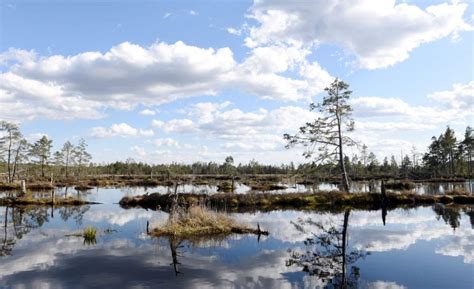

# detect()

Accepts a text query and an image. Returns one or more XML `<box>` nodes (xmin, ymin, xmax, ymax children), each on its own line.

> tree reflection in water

<box><xmin>168</xmin><ymin>236</ymin><xmax>188</xmax><ymax>276</ymax></box>
<box><xmin>464</xmin><ymin>207</ymin><xmax>474</xmax><ymax>228</ymax></box>
<box><xmin>433</xmin><ymin>204</ymin><xmax>474</xmax><ymax>229</ymax></box>
<box><xmin>0</xmin><ymin>205</ymin><xmax>90</xmax><ymax>256</ymax></box>
<box><xmin>286</xmin><ymin>209</ymin><xmax>367</xmax><ymax>288</ymax></box>
<box><xmin>433</xmin><ymin>204</ymin><xmax>462</xmax><ymax>229</ymax></box>
<box><xmin>2</xmin><ymin>207</ymin><xmax>15</xmax><ymax>256</ymax></box>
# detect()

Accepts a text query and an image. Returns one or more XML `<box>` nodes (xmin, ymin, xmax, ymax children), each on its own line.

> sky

<box><xmin>0</xmin><ymin>0</ymin><xmax>473</xmax><ymax>165</ymax></box>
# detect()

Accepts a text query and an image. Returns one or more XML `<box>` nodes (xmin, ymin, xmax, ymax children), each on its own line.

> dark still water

<box><xmin>1</xmin><ymin>187</ymin><xmax>473</xmax><ymax>289</ymax></box>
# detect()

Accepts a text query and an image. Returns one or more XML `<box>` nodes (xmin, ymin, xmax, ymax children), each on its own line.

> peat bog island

<box><xmin>1</xmin><ymin>1</ymin><xmax>473</xmax><ymax>288</ymax></box>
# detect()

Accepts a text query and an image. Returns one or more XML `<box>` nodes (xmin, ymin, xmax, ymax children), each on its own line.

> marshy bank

<box><xmin>0</xmin><ymin>194</ymin><xmax>99</xmax><ymax>206</ymax></box>
<box><xmin>119</xmin><ymin>190</ymin><xmax>474</xmax><ymax>212</ymax></box>
<box><xmin>0</xmin><ymin>182</ymin><xmax>54</xmax><ymax>191</ymax></box>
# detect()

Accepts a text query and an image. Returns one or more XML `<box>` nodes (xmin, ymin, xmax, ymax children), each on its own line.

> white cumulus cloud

<box><xmin>0</xmin><ymin>41</ymin><xmax>333</xmax><ymax>121</ymax></box>
<box><xmin>246</xmin><ymin>0</ymin><xmax>472</xmax><ymax>69</ymax></box>
<box><xmin>91</xmin><ymin>123</ymin><xmax>154</xmax><ymax>138</ymax></box>
<box><xmin>428</xmin><ymin>80</ymin><xmax>474</xmax><ymax>109</ymax></box>
<box><xmin>139</xmin><ymin>109</ymin><xmax>156</xmax><ymax>116</ymax></box>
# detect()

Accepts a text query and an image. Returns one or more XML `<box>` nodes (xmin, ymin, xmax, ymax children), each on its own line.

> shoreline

<box><xmin>0</xmin><ymin>196</ymin><xmax>100</xmax><ymax>206</ymax></box>
<box><xmin>119</xmin><ymin>191</ymin><xmax>474</xmax><ymax>212</ymax></box>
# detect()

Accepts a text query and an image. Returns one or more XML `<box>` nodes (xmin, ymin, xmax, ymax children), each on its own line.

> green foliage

<box><xmin>423</xmin><ymin>126</ymin><xmax>469</xmax><ymax>177</ymax></box>
<box><xmin>223</xmin><ymin>155</ymin><xmax>236</xmax><ymax>175</ymax></box>
<box><xmin>284</xmin><ymin>79</ymin><xmax>356</xmax><ymax>162</ymax></box>
<box><xmin>74</xmin><ymin>138</ymin><xmax>92</xmax><ymax>177</ymax></box>
<box><xmin>0</xmin><ymin>121</ymin><xmax>29</xmax><ymax>182</ymax></box>
<box><xmin>30</xmin><ymin>136</ymin><xmax>53</xmax><ymax>177</ymax></box>
<box><xmin>400</xmin><ymin>155</ymin><xmax>412</xmax><ymax>177</ymax></box>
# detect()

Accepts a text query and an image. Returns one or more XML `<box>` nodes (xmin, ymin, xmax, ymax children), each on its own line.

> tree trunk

<box><xmin>333</xmin><ymin>85</ymin><xmax>350</xmax><ymax>192</ymax></box>
<box><xmin>20</xmin><ymin>180</ymin><xmax>26</xmax><ymax>197</ymax></box>
<box><xmin>337</xmin><ymin>114</ymin><xmax>350</xmax><ymax>192</ymax></box>
<box><xmin>65</xmin><ymin>155</ymin><xmax>69</xmax><ymax>179</ymax></box>
<box><xmin>12</xmin><ymin>143</ymin><xmax>22</xmax><ymax>182</ymax></box>
<box><xmin>450</xmin><ymin>154</ymin><xmax>453</xmax><ymax>176</ymax></box>
<box><xmin>7</xmin><ymin>132</ymin><xmax>12</xmax><ymax>183</ymax></box>
<box><xmin>468</xmin><ymin>148</ymin><xmax>472</xmax><ymax>179</ymax></box>
<box><xmin>41</xmin><ymin>159</ymin><xmax>45</xmax><ymax>178</ymax></box>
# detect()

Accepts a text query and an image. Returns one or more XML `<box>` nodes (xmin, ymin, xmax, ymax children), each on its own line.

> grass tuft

<box><xmin>151</xmin><ymin>205</ymin><xmax>264</xmax><ymax>238</ymax></box>
<box><xmin>83</xmin><ymin>226</ymin><xmax>97</xmax><ymax>244</ymax></box>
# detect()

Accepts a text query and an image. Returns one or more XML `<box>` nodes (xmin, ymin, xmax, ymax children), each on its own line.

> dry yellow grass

<box><xmin>151</xmin><ymin>205</ymin><xmax>261</xmax><ymax>238</ymax></box>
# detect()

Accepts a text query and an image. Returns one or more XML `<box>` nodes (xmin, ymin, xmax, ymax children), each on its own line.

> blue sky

<box><xmin>0</xmin><ymin>0</ymin><xmax>473</xmax><ymax>164</ymax></box>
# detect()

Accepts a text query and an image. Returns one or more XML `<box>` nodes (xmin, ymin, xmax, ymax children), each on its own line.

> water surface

<box><xmin>0</xmin><ymin>187</ymin><xmax>472</xmax><ymax>289</ymax></box>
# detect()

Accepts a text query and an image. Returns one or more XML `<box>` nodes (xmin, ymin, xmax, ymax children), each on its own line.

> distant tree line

<box><xmin>0</xmin><ymin>120</ymin><xmax>472</xmax><ymax>182</ymax></box>
<box><xmin>91</xmin><ymin>158</ymin><xmax>295</xmax><ymax>177</ymax></box>
<box><xmin>422</xmin><ymin>126</ymin><xmax>472</xmax><ymax>178</ymax></box>
<box><xmin>0</xmin><ymin>121</ymin><xmax>91</xmax><ymax>182</ymax></box>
